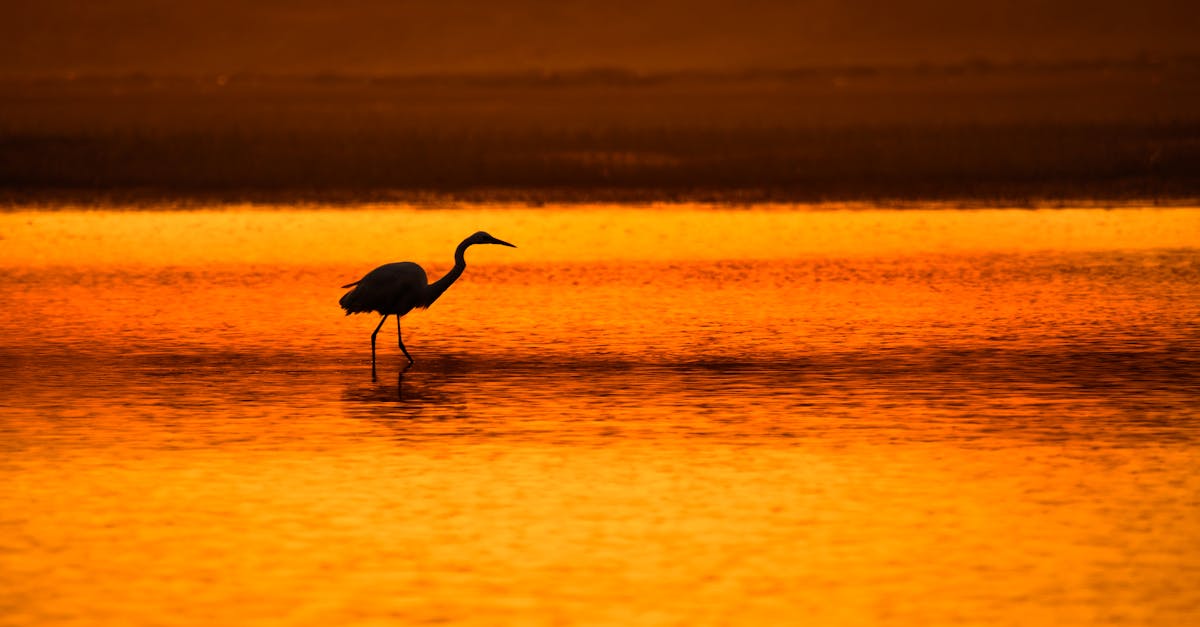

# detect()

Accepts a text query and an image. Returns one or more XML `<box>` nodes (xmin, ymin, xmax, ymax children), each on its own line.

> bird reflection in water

<box><xmin>343</xmin><ymin>365</ymin><xmax>460</xmax><ymax>413</ymax></box>
<box><xmin>338</xmin><ymin>231</ymin><xmax>516</xmax><ymax>379</ymax></box>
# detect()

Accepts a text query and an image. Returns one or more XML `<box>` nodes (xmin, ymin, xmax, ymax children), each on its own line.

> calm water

<box><xmin>2</xmin><ymin>206</ymin><xmax>1199</xmax><ymax>626</ymax></box>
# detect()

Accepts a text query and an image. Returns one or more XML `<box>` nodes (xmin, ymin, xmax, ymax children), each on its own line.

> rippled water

<box><xmin>2</xmin><ymin>206</ymin><xmax>1199</xmax><ymax>625</ymax></box>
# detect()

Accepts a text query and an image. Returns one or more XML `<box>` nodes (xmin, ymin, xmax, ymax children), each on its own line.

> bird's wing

<box><xmin>343</xmin><ymin>262</ymin><xmax>429</xmax><ymax>314</ymax></box>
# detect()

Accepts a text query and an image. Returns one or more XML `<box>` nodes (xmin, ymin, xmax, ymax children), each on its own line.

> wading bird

<box><xmin>339</xmin><ymin>231</ymin><xmax>516</xmax><ymax>375</ymax></box>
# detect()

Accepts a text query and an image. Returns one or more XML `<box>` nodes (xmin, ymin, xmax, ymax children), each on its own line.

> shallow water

<box><xmin>2</xmin><ymin>206</ymin><xmax>1199</xmax><ymax>625</ymax></box>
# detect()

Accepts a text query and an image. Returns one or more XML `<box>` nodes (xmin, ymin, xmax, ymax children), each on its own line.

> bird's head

<box><xmin>467</xmin><ymin>231</ymin><xmax>517</xmax><ymax>248</ymax></box>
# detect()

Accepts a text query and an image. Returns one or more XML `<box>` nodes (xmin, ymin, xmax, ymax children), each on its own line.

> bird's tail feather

<box><xmin>339</xmin><ymin>285</ymin><xmax>361</xmax><ymax>315</ymax></box>
<box><xmin>340</xmin><ymin>281</ymin><xmax>360</xmax><ymax>288</ymax></box>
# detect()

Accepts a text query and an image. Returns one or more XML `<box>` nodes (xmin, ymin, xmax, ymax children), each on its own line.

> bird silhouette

<box><xmin>340</xmin><ymin>231</ymin><xmax>516</xmax><ymax>375</ymax></box>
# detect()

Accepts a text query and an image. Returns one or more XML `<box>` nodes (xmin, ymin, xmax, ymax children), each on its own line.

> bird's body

<box><xmin>339</xmin><ymin>261</ymin><xmax>431</xmax><ymax>318</ymax></box>
<box><xmin>340</xmin><ymin>231</ymin><xmax>515</xmax><ymax>375</ymax></box>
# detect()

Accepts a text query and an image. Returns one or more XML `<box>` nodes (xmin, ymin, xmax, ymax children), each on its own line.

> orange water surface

<box><xmin>1</xmin><ymin>205</ymin><xmax>1198</xmax><ymax>626</ymax></box>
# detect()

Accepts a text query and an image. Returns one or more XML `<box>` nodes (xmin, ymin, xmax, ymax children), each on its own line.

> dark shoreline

<box><xmin>2</xmin><ymin>186</ymin><xmax>1198</xmax><ymax>210</ymax></box>
<box><xmin>4</xmin><ymin>63</ymin><xmax>1198</xmax><ymax>208</ymax></box>
<box><xmin>5</xmin><ymin>121</ymin><xmax>1199</xmax><ymax>207</ymax></box>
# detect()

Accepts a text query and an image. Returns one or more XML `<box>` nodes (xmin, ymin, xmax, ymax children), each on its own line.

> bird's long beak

<box><xmin>492</xmin><ymin>237</ymin><xmax>516</xmax><ymax>248</ymax></box>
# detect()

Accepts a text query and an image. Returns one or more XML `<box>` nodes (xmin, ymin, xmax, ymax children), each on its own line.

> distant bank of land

<box><xmin>3</xmin><ymin>60</ymin><xmax>1199</xmax><ymax>205</ymax></box>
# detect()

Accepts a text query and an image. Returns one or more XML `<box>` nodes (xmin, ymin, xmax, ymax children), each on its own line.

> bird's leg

<box><xmin>371</xmin><ymin>314</ymin><xmax>390</xmax><ymax>379</ymax></box>
<box><xmin>397</xmin><ymin>316</ymin><xmax>415</xmax><ymax>365</ymax></box>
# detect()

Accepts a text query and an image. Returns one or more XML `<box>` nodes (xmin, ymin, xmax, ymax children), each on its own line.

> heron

<box><xmin>339</xmin><ymin>231</ymin><xmax>516</xmax><ymax>375</ymax></box>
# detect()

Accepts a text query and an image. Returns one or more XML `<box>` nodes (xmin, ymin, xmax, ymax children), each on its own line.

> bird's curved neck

<box><xmin>425</xmin><ymin>239</ymin><xmax>471</xmax><ymax>307</ymax></box>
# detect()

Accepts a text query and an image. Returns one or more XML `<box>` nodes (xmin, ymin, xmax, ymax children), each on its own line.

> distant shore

<box><xmin>4</xmin><ymin>62</ymin><xmax>1198</xmax><ymax>206</ymax></box>
<box><xmin>3</xmin><ymin>187</ymin><xmax>1199</xmax><ymax>210</ymax></box>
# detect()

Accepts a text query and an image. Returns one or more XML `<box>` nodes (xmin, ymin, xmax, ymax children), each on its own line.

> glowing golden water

<box><xmin>1</xmin><ymin>206</ymin><xmax>1198</xmax><ymax>625</ymax></box>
